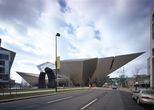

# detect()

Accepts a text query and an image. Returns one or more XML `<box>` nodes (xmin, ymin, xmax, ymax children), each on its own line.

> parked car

<box><xmin>112</xmin><ymin>85</ymin><xmax>118</xmax><ymax>89</ymax></box>
<box><xmin>132</xmin><ymin>89</ymin><xmax>154</xmax><ymax>105</ymax></box>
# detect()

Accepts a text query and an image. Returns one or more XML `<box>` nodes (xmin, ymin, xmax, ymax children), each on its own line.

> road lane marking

<box><xmin>80</xmin><ymin>98</ymin><xmax>97</xmax><ymax>110</ymax></box>
<box><xmin>47</xmin><ymin>96</ymin><xmax>72</xmax><ymax>104</ymax></box>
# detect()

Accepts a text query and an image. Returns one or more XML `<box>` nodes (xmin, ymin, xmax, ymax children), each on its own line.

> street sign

<box><xmin>56</xmin><ymin>56</ymin><xmax>60</xmax><ymax>69</ymax></box>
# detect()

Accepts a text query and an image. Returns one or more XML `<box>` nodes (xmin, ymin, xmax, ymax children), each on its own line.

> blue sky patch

<box><xmin>0</xmin><ymin>28</ymin><xmax>7</xmax><ymax>36</ymax></box>
<box><xmin>58</xmin><ymin>0</ymin><xmax>67</xmax><ymax>9</ymax></box>
<box><xmin>67</xmin><ymin>24</ymin><xmax>75</xmax><ymax>34</ymax></box>
<box><xmin>58</xmin><ymin>0</ymin><xmax>70</xmax><ymax>13</ymax></box>
<box><xmin>94</xmin><ymin>30</ymin><xmax>101</xmax><ymax>40</ymax></box>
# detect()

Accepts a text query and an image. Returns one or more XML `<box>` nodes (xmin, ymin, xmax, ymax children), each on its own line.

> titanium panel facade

<box><xmin>82</xmin><ymin>58</ymin><xmax>98</xmax><ymax>85</ymax></box>
<box><xmin>17</xmin><ymin>72</ymin><xmax>38</xmax><ymax>86</ymax></box>
<box><xmin>110</xmin><ymin>52</ymin><xmax>144</xmax><ymax>73</ymax></box>
<box><xmin>60</xmin><ymin>59</ymin><xmax>84</xmax><ymax>86</ymax></box>
<box><xmin>92</xmin><ymin>57</ymin><xmax>114</xmax><ymax>82</ymax></box>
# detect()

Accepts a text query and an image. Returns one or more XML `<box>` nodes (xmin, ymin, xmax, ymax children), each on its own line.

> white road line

<box><xmin>47</xmin><ymin>96</ymin><xmax>72</xmax><ymax>104</ymax></box>
<box><xmin>80</xmin><ymin>98</ymin><xmax>97</xmax><ymax>110</ymax></box>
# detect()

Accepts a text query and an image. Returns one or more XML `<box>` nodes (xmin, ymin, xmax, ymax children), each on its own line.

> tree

<box><xmin>119</xmin><ymin>74</ymin><xmax>128</xmax><ymax>87</ymax></box>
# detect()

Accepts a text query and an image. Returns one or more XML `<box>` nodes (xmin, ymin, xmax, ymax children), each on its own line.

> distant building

<box><xmin>148</xmin><ymin>6</ymin><xmax>154</xmax><ymax>89</ymax></box>
<box><xmin>0</xmin><ymin>39</ymin><xmax>16</xmax><ymax>87</ymax></box>
<box><xmin>134</xmin><ymin>74</ymin><xmax>150</xmax><ymax>85</ymax></box>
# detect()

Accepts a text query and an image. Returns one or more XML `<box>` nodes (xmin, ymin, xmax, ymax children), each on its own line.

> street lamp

<box><xmin>55</xmin><ymin>33</ymin><xmax>60</xmax><ymax>92</ymax></box>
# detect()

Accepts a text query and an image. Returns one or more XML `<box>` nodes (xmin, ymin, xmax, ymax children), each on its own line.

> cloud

<box><xmin>0</xmin><ymin>0</ymin><xmax>42</xmax><ymax>25</ymax></box>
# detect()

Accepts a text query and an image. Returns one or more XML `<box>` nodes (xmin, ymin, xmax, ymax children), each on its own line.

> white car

<box><xmin>132</xmin><ymin>89</ymin><xmax>154</xmax><ymax>105</ymax></box>
<box><xmin>112</xmin><ymin>85</ymin><xmax>118</xmax><ymax>89</ymax></box>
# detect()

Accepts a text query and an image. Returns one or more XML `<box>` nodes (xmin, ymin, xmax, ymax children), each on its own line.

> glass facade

<box><xmin>0</xmin><ymin>53</ymin><xmax>9</xmax><ymax>79</ymax></box>
<box><xmin>0</xmin><ymin>54</ymin><xmax>9</xmax><ymax>60</ymax></box>
<box><xmin>0</xmin><ymin>39</ymin><xmax>16</xmax><ymax>86</ymax></box>
<box><xmin>152</xmin><ymin>48</ymin><xmax>154</xmax><ymax>55</ymax></box>
<box><xmin>0</xmin><ymin>54</ymin><xmax>8</xmax><ymax>75</ymax></box>
<box><xmin>152</xmin><ymin>13</ymin><xmax>154</xmax><ymax>39</ymax></box>
<box><xmin>0</xmin><ymin>67</ymin><xmax>5</xmax><ymax>73</ymax></box>
<box><xmin>0</xmin><ymin>74</ymin><xmax>9</xmax><ymax>80</ymax></box>
<box><xmin>0</xmin><ymin>60</ymin><xmax>5</xmax><ymax>66</ymax></box>
<box><xmin>152</xmin><ymin>23</ymin><xmax>154</xmax><ymax>39</ymax></box>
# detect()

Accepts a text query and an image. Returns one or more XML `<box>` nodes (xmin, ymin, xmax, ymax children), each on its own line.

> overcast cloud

<box><xmin>0</xmin><ymin>0</ymin><xmax>153</xmax><ymax>83</ymax></box>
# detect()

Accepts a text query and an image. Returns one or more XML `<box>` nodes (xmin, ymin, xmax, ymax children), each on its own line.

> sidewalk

<box><xmin>0</xmin><ymin>89</ymin><xmax>55</xmax><ymax>96</ymax></box>
<box><xmin>0</xmin><ymin>87</ymin><xmax>89</xmax><ymax>103</ymax></box>
<box><xmin>119</xmin><ymin>88</ymin><xmax>131</xmax><ymax>93</ymax></box>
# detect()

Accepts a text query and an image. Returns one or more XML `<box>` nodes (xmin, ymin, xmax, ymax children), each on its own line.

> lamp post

<box><xmin>55</xmin><ymin>33</ymin><xmax>60</xmax><ymax>92</ymax></box>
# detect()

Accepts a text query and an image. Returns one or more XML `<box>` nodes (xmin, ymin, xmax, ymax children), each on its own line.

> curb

<box><xmin>0</xmin><ymin>93</ymin><xmax>57</xmax><ymax>103</ymax></box>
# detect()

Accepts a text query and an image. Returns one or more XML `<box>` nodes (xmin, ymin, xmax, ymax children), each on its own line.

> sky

<box><xmin>0</xmin><ymin>0</ymin><xmax>153</xmax><ymax>83</ymax></box>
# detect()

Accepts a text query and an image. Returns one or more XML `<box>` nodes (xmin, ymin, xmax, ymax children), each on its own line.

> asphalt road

<box><xmin>0</xmin><ymin>88</ymin><xmax>154</xmax><ymax>110</ymax></box>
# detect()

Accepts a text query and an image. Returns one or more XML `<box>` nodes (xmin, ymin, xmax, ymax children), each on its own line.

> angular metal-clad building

<box><xmin>17</xmin><ymin>52</ymin><xmax>144</xmax><ymax>87</ymax></box>
<box><xmin>60</xmin><ymin>52</ymin><xmax>144</xmax><ymax>86</ymax></box>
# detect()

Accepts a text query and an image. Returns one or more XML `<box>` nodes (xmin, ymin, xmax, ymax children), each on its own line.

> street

<box><xmin>0</xmin><ymin>88</ymin><xmax>153</xmax><ymax>110</ymax></box>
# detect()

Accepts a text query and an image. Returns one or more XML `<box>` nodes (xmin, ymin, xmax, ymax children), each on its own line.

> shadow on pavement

<box><xmin>141</xmin><ymin>104</ymin><xmax>154</xmax><ymax>110</ymax></box>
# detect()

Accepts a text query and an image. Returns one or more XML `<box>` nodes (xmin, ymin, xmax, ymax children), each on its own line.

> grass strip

<box><xmin>0</xmin><ymin>87</ymin><xmax>88</xmax><ymax>100</ymax></box>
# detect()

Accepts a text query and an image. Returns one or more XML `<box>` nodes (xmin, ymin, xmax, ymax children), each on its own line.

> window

<box><xmin>142</xmin><ymin>90</ymin><xmax>154</xmax><ymax>94</ymax></box>
<box><xmin>153</xmin><ymin>48</ymin><xmax>154</xmax><ymax>55</ymax></box>
<box><xmin>0</xmin><ymin>61</ymin><xmax>5</xmax><ymax>66</ymax></box>
<box><xmin>152</xmin><ymin>23</ymin><xmax>154</xmax><ymax>39</ymax></box>
<box><xmin>2</xmin><ymin>75</ymin><xmax>9</xmax><ymax>80</ymax></box>
<box><xmin>0</xmin><ymin>67</ymin><xmax>5</xmax><ymax>73</ymax></box>
<box><xmin>152</xmin><ymin>48</ymin><xmax>154</xmax><ymax>55</ymax></box>
<box><xmin>153</xmin><ymin>32</ymin><xmax>154</xmax><ymax>40</ymax></box>
<box><xmin>0</xmin><ymin>54</ymin><xmax>9</xmax><ymax>60</ymax></box>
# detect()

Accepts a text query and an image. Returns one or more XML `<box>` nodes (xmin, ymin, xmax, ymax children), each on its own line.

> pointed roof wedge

<box><xmin>109</xmin><ymin>52</ymin><xmax>145</xmax><ymax>73</ymax></box>
<box><xmin>92</xmin><ymin>52</ymin><xmax>144</xmax><ymax>81</ymax></box>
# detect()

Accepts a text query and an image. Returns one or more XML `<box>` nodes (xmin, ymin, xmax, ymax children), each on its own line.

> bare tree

<box><xmin>133</xmin><ymin>67</ymin><xmax>142</xmax><ymax>83</ymax></box>
<box><xmin>119</xmin><ymin>74</ymin><xmax>128</xmax><ymax>87</ymax></box>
